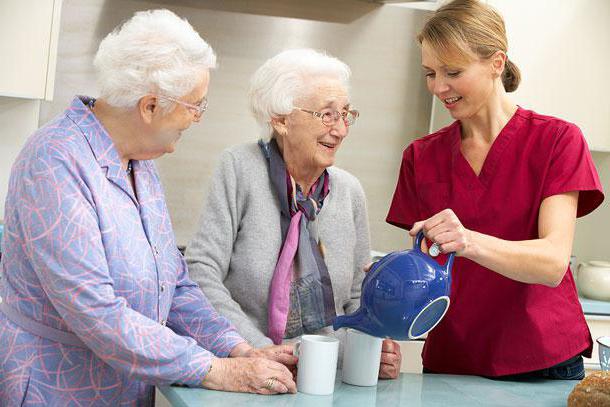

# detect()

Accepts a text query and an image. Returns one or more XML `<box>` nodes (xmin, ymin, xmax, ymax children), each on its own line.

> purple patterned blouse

<box><xmin>0</xmin><ymin>96</ymin><xmax>245</xmax><ymax>406</ymax></box>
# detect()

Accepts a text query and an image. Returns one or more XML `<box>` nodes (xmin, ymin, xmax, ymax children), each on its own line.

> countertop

<box><xmin>579</xmin><ymin>296</ymin><xmax>610</xmax><ymax>316</ymax></box>
<box><xmin>158</xmin><ymin>372</ymin><xmax>577</xmax><ymax>407</ymax></box>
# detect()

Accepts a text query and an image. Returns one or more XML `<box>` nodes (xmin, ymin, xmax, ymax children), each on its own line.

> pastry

<box><xmin>568</xmin><ymin>371</ymin><xmax>610</xmax><ymax>406</ymax></box>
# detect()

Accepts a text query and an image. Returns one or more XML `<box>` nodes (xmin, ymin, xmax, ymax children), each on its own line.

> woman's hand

<box><xmin>242</xmin><ymin>344</ymin><xmax>298</xmax><ymax>370</ymax></box>
<box><xmin>230</xmin><ymin>343</ymin><xmax>298</xmax><ymax>378</ymax></box>
<box><xmin>409</xmin><ymin>209</ymin><xmax>474</xmax><ymax>257</ymax></box>
<box><xmin>201</xmin><ymin>357</ymin><xmax>297</xmax><ymax>394</ymax></box>
<box><xmin>379</xmin><ymin>339</ymin><xmax>402</xmax><ymax>379</ymax></box>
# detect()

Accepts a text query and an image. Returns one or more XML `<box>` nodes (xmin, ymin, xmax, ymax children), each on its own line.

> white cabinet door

<box><xmin>0</xmin><ymin>0</ymin><xmax>62</xmax><ymax>100</ymax></box>
<box><xmin>487</xmin><ymin>0</ymin><xmax>610</xmax><ymax>152</ymax></box>
<box><xmin>584</xmin><ymin>315</ymin><xmax>610</xmax><ymax>372</ymax></box>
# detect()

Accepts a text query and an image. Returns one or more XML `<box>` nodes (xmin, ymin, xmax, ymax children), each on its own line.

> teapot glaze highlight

<box><xmin>333</xmin><ymin>232</ymin><xmax>454</xmax><ymax>340</ymax></box>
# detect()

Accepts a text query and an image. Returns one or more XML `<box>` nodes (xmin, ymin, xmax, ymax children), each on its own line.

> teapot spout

<box><xmin>333</xmin><ymin>309</ymin><xmax>380</xmax><ymax>337</ymax></box>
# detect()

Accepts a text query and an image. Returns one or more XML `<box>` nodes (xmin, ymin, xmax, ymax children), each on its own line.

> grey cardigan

<box><xmin>186</xmin><ymin>143</ymin><xmax>371</xmax><ymax>347</ymax></box>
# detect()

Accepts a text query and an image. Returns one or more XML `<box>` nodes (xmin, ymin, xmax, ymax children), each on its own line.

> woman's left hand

<box><xmin>409</xmin><ymin>209</ymin><xmax>473</xmax><ymax>257</ymax></box>
<box><xmin>379</xmin><ymin>339</ymin><xmax>402</xmax><ymax>379</ymax></box>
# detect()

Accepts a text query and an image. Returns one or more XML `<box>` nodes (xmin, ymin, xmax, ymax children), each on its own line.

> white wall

<box><xmin>573</xmin><ymin>153</ymin><xmax>610</xmax><ymax>265</ymax></box>
<box><xmin>488</xmin><ymin>0</ymin><xmax>610</xmax><ymax>152</ymax></box>
<box><xmin>0</xmin><ymin>98</ymin><xmax>40</xmax><ymax>221</ymax></box>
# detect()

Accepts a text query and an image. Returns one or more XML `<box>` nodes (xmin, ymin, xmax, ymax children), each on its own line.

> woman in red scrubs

<box><xmin>387</xmin><ymin>0</ymin><xmax>604</xmax><ymax>379</ymax></box>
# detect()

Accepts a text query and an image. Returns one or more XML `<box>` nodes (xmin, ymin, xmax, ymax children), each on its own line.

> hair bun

<box><xmin>502</xmin><ymin>58</ymin><xmax>521</xmax><ymax>93</ymax></box>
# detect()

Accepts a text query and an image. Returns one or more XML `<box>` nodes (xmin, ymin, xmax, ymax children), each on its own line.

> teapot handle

<box><xmin>413</xmin><ymin>230</ymin><xmax>425</xmax><ymax>252</ymax></box>
<box><xmin>414</xmin><ymin>231</ymin><xmax>456</xmax><ymax>274</ymax></box>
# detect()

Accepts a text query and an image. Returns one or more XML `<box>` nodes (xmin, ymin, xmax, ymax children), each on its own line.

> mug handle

<box><xmin>293</xmin><ymin>340</ymin><xmax>301</xmax><ymax>357</ymax></box>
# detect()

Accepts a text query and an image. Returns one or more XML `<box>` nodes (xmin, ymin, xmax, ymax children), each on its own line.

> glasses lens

<box><xmin>321</xmin><ymin>111</ymin><xmax>338</xmax><ymax>126</ymax></box>
<box><xmin>345</xmin><ymin>110</ymin><xmax>359</xmax><ymax>126</ymax></box>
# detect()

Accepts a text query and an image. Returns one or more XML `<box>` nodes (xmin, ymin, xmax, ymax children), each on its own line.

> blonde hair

<box><xmin>417</xmin><ymin>0</ymin><xmax>520</xmax><ymax>92</ymax></box>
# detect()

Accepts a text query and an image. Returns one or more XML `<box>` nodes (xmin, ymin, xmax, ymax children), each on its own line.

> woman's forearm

<box><xmin>412</xmin><ymin>193</ymin><xmax>578</xmax><ymax>288</ymax></box>
<box><xmin>466</xmin><ymin>231</ymin><xmax>570</xmax><ymax>287</ymax></box>
<box><xmin>464</xmin><ymin>192</ymin><xmax>577</xmax><ymax>287</ymax></box>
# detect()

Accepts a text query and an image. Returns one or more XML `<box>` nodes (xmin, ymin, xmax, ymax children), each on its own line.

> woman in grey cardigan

<box><xmin>186</xmin><ymin>49</ymin><xmax>401</xmax><ymax>379</ymax></box>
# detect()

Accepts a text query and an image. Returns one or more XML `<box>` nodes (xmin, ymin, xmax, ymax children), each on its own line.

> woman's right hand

<box><xmin>201</xmin><ymin>357</ymin><xmax>297</xmax><ymax>395</ymax></box>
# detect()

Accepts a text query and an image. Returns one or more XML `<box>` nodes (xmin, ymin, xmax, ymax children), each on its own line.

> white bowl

<box><xmin>577</xmin><ymin>261</ymin><xmax>610</xmax><ymax>301</ymax></box>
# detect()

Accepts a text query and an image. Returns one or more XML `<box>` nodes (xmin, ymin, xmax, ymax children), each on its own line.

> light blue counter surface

<box><xmin>159</xmin><ymin>372</ymin><xmax>576</xmax><ymax>407</ymax></box>
<box><xmin>579</xmin><ymin>296</ymin><xmax>610</xmax><ymax>316</ymax></box>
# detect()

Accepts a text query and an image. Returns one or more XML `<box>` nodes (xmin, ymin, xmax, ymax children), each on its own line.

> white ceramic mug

<box><xmin>342</xmin><ymin>328</ymin><xmax>383</xmax><ymax>386</ymax></box>
<box><xmin>294</xmin><ymin>335</ymin><xmax>339</xmax><ymax>395</ymax></box>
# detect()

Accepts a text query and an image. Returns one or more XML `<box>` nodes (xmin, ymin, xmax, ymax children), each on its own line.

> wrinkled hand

<box><xmin>410</xmin><ymin>209</ymin><xmax>473</xmax><ymax>257</ymax></box>
<box><xmin>201</xmin><ymin>357</ymin><xmax>296</xmax><ymax>395</ymax></box>
<box><xmin>379</xmin><ymin>339</ymin><xmax>402</xmax><ymax>379</ymax></box>
<box><xmin>243</xmin><ymin>344</ymin><xmax>298</xmax><ymax>376</ymax></box>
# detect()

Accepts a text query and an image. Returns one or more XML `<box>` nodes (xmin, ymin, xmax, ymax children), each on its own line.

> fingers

<box><xmin>379</xmin><ymin>362</ymin><xmax>400</xmax><ymax>379</ymax></box>
<box><xmin>267</xmin><ymin>360</ymin><xmax>297</xmax><ymax>393</ymax></box>
<box><xmin>410</xmin><ymin>210</ymin><xmax>470</xmax><ymax>255</ymax></box>
<box><xmin>273</xmin><ymin>344</ymin><xmax>294</xmax><ymax>355</ymax></box>
<box><xmin>381</xmin><ymin>338</ymin><xmax>396</xmax><ymax>353</ymax></box>
<box><xmin>409</xmin><ymin>220</ymin><xmax>424</xmax><ymax>236</ymax></box>
<box><xmin>265</xmin><ymin>345</ymin><xmax>298</xmax><ymax>366</ymax></box>
<box><xmin>380</xmin><ymin>348</ymin><xmax>401</xmax><ymax>367</ymax></box>
<box><xmin>379</xmin><ymin>340</ymin><xmax>402</xmax><ymax>380</ymax></box>
<box><xmin>363</xmin><ymin>262</ymin><xmax>373</xmax><ymax>273</ymax></box>
<box><xmin>265</xmin><ymin>371</ymin><xmax>296</xmax><ymax>394</ymax></box>
<box><xmin>273</xmin><ymin>352</ymin><xmax>298</xmax><ymax>366</ymax></box>
<box><xmin>251</xmin><ymin>359</ymin><xmax>296</xmax><ymax>395</ymax></box>
<box><xmin>257</xmin><ymin>376</ymin><xmax>290</xmax><ymax>395</ymax></box>
<box><xmin>280</xmin><ymin>376</ymin><xmax>297</xmax><ymax>394</ymax></box>
<box><xmin>410</xmin><ymin>211</ymin><xmax>446</xmax><ymax>237</ymax></box>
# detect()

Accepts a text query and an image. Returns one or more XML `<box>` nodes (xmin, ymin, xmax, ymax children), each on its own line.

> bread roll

<box><xmin>568</xmin><ymin>371</ymin><xmax>610</xmax><ymax>406</ymax></box>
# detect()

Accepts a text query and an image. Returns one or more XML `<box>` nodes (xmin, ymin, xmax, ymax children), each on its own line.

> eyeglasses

<box><xmin>156</xmin><ymin>94</ymin><xmax>208</xmax><ymax>116</ymax></box>
<box><xmin>295</xmin><ymin>107</ymin><xmax>360</xmax><ymax>127</ymax></box>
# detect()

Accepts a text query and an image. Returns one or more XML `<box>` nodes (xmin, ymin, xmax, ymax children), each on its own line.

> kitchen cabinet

<box><xmin>399</xmin><ymin>339</ymin><xmax>425</xmax><ymax>373</ymax></box>
<box><xmin>381</xmin><ymin>1</ymin><xmax>441</xmax><ymax>11</ymax></box>
<box><xmin>0</xmin><ymin>0</ymin><xmax>63</xmax><ymax>100</ymax></box>
<box><xmin>584</xmin><ymin>315</ymin><xmax>610</xmax><ymax>372</ymax></box>
<box><xmin>429</xmin><ymin>0</ymin><xmax>610</xmax><ymax>152</ymax></box>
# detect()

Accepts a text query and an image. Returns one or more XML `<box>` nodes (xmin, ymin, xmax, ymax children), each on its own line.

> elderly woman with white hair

<box><xmin>186</xmin><ymin>49</ymin><xmax>402</xmax><ymax>379</ymax></box>
<box><xmin>0</xmin><ymin>9</ymin><xmax>297</xmax><ymax>405</ymax></box>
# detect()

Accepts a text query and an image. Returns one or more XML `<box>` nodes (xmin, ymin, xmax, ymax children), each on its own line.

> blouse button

<box><xmin>153</xmin><ymin>246</ymin><xmax>160</xmax><ymax>256</ymax></box>
<box><xmin>160</xmin><ymin>284</ymin><xmax>166</xmax><ymax>292</ymax></box>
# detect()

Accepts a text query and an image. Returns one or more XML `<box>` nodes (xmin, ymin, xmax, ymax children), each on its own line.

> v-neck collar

<box><xmin>451</xmin><ymin>107</ymin><xmax>523</xmax><ymax>189</ymax></box>
<box><xmin>66</xmin><ymin>96</ymin><xmax>139</xmax><ymax>207</ymax></box>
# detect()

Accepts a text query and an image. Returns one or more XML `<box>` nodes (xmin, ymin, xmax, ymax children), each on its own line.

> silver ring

<box><xmin>264</xmin><ymin>377</ymin><xmax>277</xmax><ymax>390</ymax></box>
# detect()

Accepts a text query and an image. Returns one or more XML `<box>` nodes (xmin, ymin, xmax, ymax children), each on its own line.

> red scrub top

<box><xmin>387</xmin><ymin>107</ymin><xmax>604</xmax><ymax>377</ymax></box>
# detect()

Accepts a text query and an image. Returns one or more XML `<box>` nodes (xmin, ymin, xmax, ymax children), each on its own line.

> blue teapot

<box><xmin>333</xmin><ymin>231</ymin><xmax>454</xmax><ymax>340</ymax></box>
